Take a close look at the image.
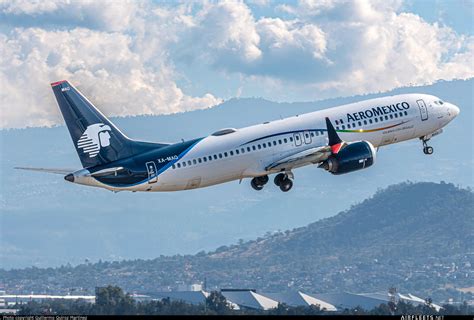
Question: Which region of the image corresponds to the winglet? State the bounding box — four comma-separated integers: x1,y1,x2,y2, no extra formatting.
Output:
325,117,343,154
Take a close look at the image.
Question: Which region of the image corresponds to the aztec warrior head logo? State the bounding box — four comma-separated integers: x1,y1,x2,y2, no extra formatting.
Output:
77,123,112,157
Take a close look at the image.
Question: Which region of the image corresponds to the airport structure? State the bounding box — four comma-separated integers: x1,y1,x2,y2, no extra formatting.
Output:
0,288,443,314
128,288,443,311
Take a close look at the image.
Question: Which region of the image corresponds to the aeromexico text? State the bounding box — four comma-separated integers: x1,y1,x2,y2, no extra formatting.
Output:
347,102,410,122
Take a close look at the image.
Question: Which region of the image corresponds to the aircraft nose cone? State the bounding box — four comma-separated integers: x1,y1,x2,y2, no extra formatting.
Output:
451,104,460,117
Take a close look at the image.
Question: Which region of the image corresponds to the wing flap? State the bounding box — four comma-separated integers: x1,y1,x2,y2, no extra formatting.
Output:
265,146,332,171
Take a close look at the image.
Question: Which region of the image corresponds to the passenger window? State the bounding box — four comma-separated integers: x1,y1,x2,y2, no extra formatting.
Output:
284,138,288,143
374,118,378,123
363,120,367,125
310,132,314,137
273,141,277,146
241,148,245,153
342,125,345,130
193,159,197,165
252,146,256,151
369,119,372,124
172,164,176,169
224,152,228,157
219,153,223,159
188,160,192,166
404,111,408,116
213,155,218,160
198,158,202,163
183,162,186,167
305,133,309,138
203,157,207,162
235,150,239,155
390,114,393,119
230,151,234,156
177,163,181,168
394,113,398,118
335,120,339,125
258,145,261,150
385,115,389,120
262,143,266,148
278,139,282,144
289,137,293,142
247,147,251,152
358,121,362,126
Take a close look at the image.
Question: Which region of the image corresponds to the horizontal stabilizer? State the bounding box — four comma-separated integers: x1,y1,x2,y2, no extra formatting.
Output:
14,167,75,175
90,167,126,177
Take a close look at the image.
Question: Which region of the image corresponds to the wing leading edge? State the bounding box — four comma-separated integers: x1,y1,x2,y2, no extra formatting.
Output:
265,117,344,172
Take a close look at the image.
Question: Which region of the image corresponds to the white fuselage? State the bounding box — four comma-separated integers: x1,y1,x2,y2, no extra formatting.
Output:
78,93,459,192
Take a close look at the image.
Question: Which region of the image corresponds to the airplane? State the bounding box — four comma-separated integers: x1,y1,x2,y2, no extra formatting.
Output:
16,80,460,193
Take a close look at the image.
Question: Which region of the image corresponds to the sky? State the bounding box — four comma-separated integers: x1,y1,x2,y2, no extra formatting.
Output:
0,0,473,129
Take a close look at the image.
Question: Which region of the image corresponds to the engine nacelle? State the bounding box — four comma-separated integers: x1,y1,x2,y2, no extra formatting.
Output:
320,141,376,175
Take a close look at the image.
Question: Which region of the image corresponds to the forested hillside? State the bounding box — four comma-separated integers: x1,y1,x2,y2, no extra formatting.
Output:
2,182,472,302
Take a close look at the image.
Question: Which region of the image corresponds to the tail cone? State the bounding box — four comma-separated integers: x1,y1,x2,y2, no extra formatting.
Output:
64,173,74,182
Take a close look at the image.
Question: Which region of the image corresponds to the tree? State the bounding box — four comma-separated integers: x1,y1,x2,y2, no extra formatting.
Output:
95,285,136,315
205,291,231,314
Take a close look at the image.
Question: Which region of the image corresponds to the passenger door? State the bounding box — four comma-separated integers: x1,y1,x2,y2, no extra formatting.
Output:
146,161,158,184
417,99,429,121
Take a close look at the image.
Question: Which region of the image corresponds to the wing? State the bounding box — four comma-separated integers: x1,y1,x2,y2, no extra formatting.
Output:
266,117,347,172
265,145,332,171
14,167,75,175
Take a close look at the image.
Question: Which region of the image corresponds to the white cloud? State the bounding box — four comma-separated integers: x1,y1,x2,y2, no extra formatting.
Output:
169,0,473,98
176,1,262,69
0,0,473,128
0,0,137,31
0,27,221,128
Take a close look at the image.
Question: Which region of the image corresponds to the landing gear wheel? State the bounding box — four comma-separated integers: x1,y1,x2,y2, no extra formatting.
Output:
279,178,293,192
423,146,434,155
251,177,264,191
421,136,434,155
274,173,286,186
258,175,269,185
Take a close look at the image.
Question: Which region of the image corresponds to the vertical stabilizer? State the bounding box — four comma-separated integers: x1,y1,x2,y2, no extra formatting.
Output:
51,80,136,168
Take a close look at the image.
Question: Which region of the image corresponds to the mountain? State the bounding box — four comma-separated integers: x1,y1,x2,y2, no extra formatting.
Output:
1,182,472,302
0,79,473,268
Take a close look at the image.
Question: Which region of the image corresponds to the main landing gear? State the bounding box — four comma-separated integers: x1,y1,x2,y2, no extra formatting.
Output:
274,173,293,192
250,173,294,192
251,175,269,191
420,137,434,155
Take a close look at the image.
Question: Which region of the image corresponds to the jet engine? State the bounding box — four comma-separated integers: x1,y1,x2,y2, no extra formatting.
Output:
319,141,376,175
